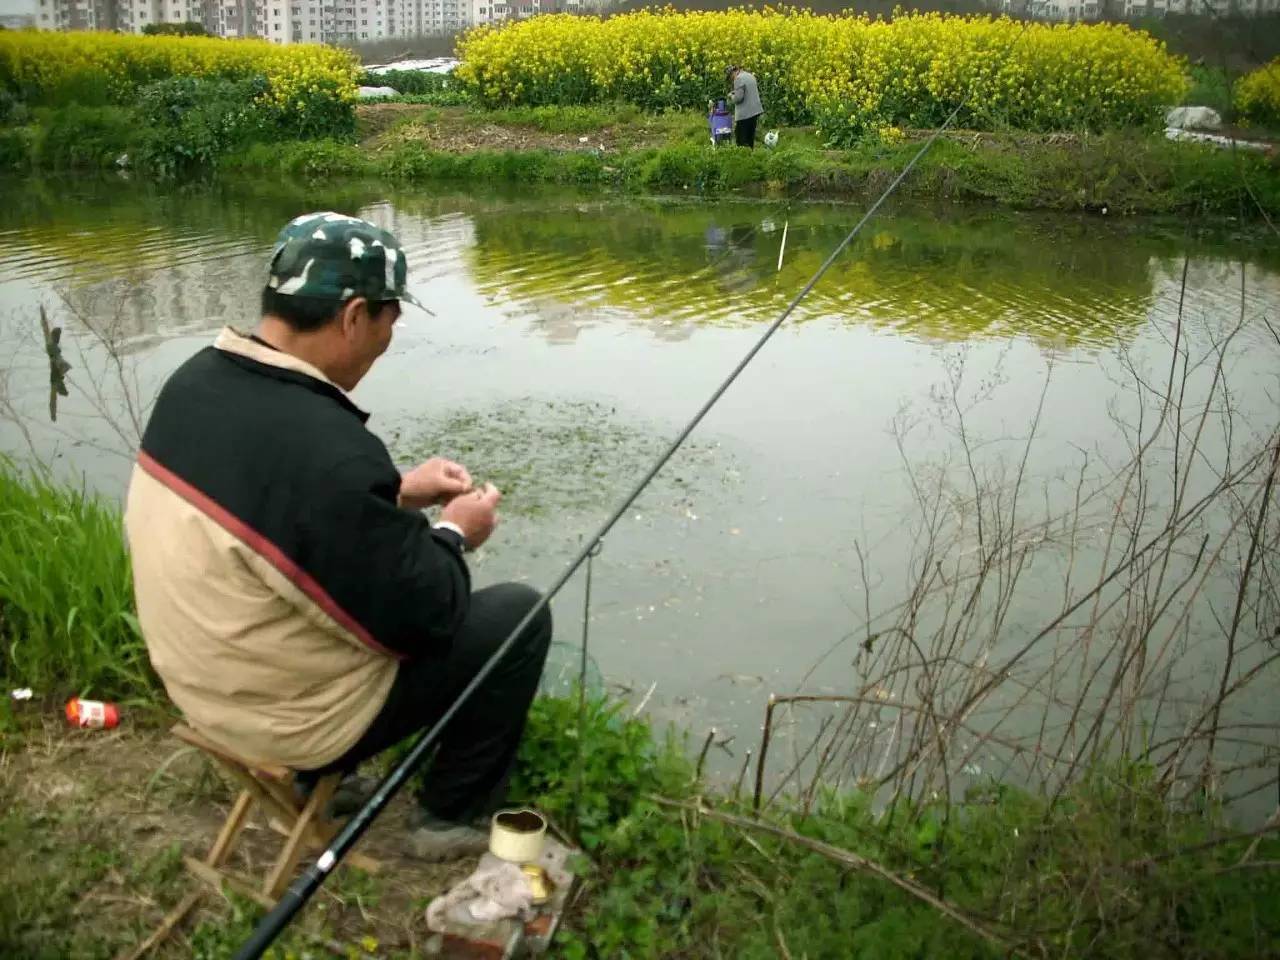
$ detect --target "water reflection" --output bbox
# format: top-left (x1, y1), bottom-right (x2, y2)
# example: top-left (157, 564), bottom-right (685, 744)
top-left (0, 177), bottom-right (1274, 354)
top-left (463, 201), bottom-right (1190, 346)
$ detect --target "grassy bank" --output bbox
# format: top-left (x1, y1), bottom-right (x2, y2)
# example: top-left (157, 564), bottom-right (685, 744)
top-left (0, 462), bottom-right (150, 709)
top-left (221, 118), bottom-right (1280, 217)
top-left (6, 691), bottom-right (1279, 960)
top-left (1, 69), bottom-right (1275, 216)
top-left (2, 463), bottom-right (1279, 959)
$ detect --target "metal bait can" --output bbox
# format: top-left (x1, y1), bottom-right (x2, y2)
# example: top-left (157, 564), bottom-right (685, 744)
top-left (65, 697), bottom-right (120, 730)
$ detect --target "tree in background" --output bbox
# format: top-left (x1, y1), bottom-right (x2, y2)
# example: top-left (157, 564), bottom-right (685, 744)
top-left (141, 21), bottom-right (208, 36)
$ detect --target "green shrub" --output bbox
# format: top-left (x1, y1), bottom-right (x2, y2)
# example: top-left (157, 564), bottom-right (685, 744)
top-left (0, 85), bottom-right (17, 123)
top-left (141, 20), bottom-right (207, 36)
top-left (0, 126), bottom-right (30, 171)
top-left (29, 105), bottom-right (135, 170)
top-left (357, 70), bottom-right (472, 106)
top-left (359, 69), bottom-right (454, 96)
top-left (633, 141), bottom-right (769, 192)
top-left (511, 692), bottom-right (683, 849)
top-left (134, 72), bottom-right (354, 176)
top-left (135, 74), bottom-right (276, 177)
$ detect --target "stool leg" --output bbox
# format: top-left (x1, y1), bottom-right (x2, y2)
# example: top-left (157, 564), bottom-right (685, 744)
top-left (263, 774), bottom-right (338, 900)
top-left (118, 789), bottom-right (256, 960)
top-left (207, 789), bottom-right (254, 867)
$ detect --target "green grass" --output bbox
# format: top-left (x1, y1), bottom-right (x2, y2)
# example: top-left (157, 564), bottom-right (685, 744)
top-left (0, 461), bottom-right (153, 704)
top-left (0, 802), bottom-right (186, 960)
top-left (482, 102), bottom-right (645, 134)
top-left (222, 131), bottom-right (1280, 219)
top-left (508, 698), bottom-right (1280, 960)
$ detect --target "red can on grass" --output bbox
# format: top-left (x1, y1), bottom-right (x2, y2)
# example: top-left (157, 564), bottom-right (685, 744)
top-left (65, 697), bottom-right (120, 729)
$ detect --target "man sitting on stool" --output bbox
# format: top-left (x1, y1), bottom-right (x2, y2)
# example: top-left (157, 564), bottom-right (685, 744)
top-left (125, 212), bottom-right (553, 862)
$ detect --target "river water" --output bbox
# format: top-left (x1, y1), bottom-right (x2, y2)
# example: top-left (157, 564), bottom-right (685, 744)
top-left (1, 176), bottom-right (1276, 817)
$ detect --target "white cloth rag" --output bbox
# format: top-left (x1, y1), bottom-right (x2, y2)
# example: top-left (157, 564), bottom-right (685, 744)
top-left (426, 853), bottom-right (535, 930)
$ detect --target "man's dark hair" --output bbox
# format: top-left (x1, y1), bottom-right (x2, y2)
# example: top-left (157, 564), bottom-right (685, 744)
top-left (260, 286), bottom-right (346, 332)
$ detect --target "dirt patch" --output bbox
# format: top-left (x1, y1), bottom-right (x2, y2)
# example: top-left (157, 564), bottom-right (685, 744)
top-left (356, 102), bottom-right (431, 143)
top-left (361, 105), bottom-right (622, 154)
top-left (1, 715), bottom-right (474, 957)
top-left (357, 104), bottom-right (698, 155)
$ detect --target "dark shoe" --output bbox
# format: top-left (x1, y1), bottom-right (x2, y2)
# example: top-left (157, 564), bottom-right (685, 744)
top-left (406, 809), bottom-right (490, 862)
top-left (329, 773), bottom-right (379, 817)
top-left (294, 772), bottom-right (378, 818)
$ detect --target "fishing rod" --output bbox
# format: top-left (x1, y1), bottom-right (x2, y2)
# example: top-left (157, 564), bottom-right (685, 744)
top-left (232, 38), bottom-right (1025, 954)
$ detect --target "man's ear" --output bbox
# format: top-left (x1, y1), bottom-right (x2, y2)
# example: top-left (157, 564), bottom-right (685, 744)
top-left (338, 297), bottom-right (370, 339)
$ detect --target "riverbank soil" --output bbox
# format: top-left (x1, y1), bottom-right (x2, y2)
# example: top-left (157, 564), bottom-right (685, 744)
top-left (0, 714), bottom-right (468, 958)
top-left (356, 103), bottom-right (1280, 158)
top-left (358, 104), bottom-right (705, 154)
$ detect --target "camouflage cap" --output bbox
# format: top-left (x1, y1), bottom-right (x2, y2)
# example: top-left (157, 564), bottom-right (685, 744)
top-left (267, 212), bottom-right (432, 315)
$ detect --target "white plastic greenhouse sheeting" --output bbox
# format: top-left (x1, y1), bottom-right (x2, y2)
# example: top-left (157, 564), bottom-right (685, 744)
top-left (365, 58), bottom-right (459, 75)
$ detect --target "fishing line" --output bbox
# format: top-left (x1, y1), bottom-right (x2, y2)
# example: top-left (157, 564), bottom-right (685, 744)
top-left (233, 23), bottom-right (1032, 958)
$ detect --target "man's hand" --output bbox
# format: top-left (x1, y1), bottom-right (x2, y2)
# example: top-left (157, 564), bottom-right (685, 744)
top-left (440, 483), bottom-right (501, 551)
top-left (399, 457), bottom-right (473, 510)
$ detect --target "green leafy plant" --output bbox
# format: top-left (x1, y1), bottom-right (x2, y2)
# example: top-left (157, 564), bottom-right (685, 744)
top-left (141, 20), bottom-right (207, 36)
top-left (0, 460), bottom-right (153, 701)
top-left (135, 74), bottom-right (276, 177)
top-left (510, 692), bottom-right (680, 849)
top-left (358, 69), bottom-right (472, 106)
top-left (28, 104), bottom-right (134, 169)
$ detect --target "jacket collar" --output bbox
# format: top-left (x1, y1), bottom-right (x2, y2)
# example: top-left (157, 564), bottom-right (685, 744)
top-left (213, 326), bottom-right (370, 423)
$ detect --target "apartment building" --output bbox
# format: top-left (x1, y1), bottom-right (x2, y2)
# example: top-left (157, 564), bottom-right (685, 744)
top-left (33, 0), bottom-right (116, 31)
top-left (26, 0), bottom-right (601, 39)
top-left (1002, 0), bottom-right (1275, 17)
top-left (112, 0), bottom-right (217, 34)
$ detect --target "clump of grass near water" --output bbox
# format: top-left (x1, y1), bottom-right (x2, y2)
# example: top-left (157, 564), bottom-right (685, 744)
top-left (0, 460), bottom-right (151, 706)
top-left (505, 695), bottom-right (1280, 960)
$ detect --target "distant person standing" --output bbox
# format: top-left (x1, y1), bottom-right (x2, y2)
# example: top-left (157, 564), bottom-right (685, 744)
top-left (726, 65), bottom-right (764, 149)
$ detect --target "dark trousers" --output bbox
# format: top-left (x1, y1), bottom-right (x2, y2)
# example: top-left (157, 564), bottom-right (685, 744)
top-left (303, 582), bottom-right (553, 822)
top-left (735, 114), bottom-right (759, 148)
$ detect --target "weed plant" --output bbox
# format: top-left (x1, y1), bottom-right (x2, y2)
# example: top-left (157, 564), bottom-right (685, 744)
top-left (503, 696), bottom-right (1280, 960)
top-left (0, 460), bottom-right (152, 703)
top-left (359, 69), bottom-right (472, 106)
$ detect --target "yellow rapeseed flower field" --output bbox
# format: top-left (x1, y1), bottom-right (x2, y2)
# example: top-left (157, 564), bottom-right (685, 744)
top-left (456, 9), bottom-right (1187, 143)
top-left (0, 30), bottom-right (359, 115)
top-left (1237, 58), bottom-right (1280, 129)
